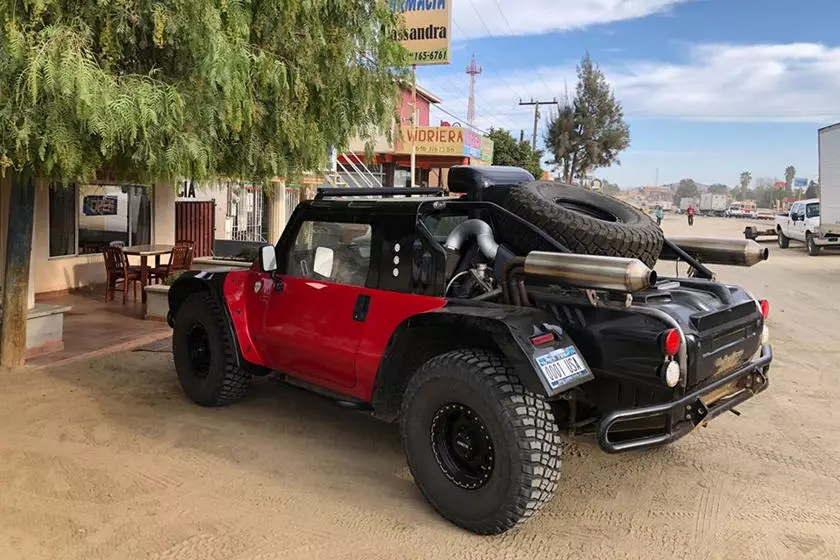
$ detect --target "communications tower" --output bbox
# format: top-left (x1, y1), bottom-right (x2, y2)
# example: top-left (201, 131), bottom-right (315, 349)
top-left (466, 54), bottom-right (482, 127)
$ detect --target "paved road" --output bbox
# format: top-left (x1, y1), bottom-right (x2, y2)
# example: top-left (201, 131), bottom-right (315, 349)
top-left (1, 215), bottom-right (839, 559)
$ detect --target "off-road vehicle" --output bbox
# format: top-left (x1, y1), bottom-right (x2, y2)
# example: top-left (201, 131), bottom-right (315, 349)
top-left (167, 166), bottom-right (773, 535)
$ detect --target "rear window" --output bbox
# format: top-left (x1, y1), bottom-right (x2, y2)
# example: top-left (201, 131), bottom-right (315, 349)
top-left (806, 203), bottom-right (820, 218)
top-left (422, 215), bottom-right (467, 237)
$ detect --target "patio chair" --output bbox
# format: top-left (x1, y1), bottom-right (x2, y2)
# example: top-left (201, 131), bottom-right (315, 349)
top-left (103, 246), bottom-right (145, 303)
top-left (150, 244), bottom-right (194, 284)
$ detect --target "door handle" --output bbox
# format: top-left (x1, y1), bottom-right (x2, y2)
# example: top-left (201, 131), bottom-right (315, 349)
top-left (353, 295), bottom-right (371, 322)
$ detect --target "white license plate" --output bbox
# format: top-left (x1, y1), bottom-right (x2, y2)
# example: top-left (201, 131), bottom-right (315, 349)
top-left (536, 346), bottom-right (588, 390)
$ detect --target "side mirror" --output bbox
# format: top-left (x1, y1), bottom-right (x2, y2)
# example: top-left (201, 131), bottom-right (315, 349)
top-left (260, 245), bottom-right (278, 273)
top-left (313, 246), bottom-right (334, 278)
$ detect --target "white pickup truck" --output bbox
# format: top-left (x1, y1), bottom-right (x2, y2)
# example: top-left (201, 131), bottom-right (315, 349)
top-left (775, 199), bottom-right (840, 255)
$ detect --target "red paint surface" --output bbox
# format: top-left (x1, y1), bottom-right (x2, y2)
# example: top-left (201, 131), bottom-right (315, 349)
top-left (226, 271), bottom-right (445, 402)
top-left (399, 87), bottom-right (431, 127)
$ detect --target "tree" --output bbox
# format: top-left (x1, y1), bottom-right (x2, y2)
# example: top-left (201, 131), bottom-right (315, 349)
top-left (709, 183), bottom-right (729, 194)
top-left (673, 178), bottom-right (699, 205)
top-left (545, 53), bottom-right (630, 184)
top-left (785, 166), bottom-right (796, 189)
top-left (738, 172), bottom-right (753, 201)
top-left (0, 1), bottom-right (408, 366)
top-left (486, 128), bottom-right (544, 178)
top-left (806, 180), bottom-right (820, 198)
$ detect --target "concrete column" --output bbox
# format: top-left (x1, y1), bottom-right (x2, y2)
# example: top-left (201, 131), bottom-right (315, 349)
top-left (153, 184), bottom-right (176, 245)
top-left (267, 181), bottom-right (287, 244)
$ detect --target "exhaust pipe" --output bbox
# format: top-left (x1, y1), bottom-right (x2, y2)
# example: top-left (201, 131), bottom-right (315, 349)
top-left (660, 237), bottom-right (769, 267)
top-left (524, 252), bottom-right (657, 292)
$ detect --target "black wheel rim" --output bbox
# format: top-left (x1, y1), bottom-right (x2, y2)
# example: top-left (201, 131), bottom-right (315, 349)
top-left (430, 403), bottom-right (494, 490)
top-left (554, 197), bottom-right (620, 222)
top-left (187, 323), bottom-right (212, 378)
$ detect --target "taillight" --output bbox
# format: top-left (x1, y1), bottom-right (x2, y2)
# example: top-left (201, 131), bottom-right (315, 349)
top-left (530, 332), bottom-right (556, 347)
top-left (759, 299), bottom-right (769, 320)
top-left (662, 329), bottom-right (681, 356)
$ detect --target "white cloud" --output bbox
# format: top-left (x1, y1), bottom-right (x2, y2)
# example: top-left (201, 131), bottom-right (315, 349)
top-left (452, 0), bottom-right (690, 39)
top-left (425, 42), bottom-right (840, 137)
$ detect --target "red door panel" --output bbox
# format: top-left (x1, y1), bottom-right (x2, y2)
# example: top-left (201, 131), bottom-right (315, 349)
top-left (354, 291), bottom-right (447, 401)
top-left (259, 276), bottom-right (366, 388)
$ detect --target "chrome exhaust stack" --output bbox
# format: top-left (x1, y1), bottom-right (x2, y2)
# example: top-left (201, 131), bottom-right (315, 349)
top-left (524, 252), bottom-right (657, 292)
top-left (660, 237), bottom-right (769, 267)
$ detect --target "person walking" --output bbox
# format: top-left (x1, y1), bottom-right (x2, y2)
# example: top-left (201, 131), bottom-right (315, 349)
top-left (655, 206), bottom-right (664, 226)
top-left (687, 204), bottom-right (696, 226)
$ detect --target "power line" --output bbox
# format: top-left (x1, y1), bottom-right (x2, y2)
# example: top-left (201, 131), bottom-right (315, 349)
top-left (519, 98), bottom-right (558, 149)
top-left (452, 18), bottom-right (528, 102)
top-left (489, 0), bottom-right (555, 95)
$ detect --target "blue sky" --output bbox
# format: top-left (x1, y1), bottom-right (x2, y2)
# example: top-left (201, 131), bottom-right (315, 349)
top-left (417, 0), bottom-right (840, 187)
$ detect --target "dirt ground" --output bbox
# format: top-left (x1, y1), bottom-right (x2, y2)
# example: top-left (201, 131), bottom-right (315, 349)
top-left (2, 215), bottom-right (840, 560)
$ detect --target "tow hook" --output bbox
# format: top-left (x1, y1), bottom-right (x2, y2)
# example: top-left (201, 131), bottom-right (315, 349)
top-left (729, 408), bottom-right (742, 417)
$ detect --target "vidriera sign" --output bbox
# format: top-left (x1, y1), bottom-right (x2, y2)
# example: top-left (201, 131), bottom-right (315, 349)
top-left (391, 0), bottom-right (452, 66)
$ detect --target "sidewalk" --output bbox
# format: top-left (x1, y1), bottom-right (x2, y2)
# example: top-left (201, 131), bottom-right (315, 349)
top-left (27, 286), bottom-right (171, 369)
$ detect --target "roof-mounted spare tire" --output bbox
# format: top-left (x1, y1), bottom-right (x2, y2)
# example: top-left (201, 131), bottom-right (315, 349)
top-left (499, 181), bottom-right (664, 268)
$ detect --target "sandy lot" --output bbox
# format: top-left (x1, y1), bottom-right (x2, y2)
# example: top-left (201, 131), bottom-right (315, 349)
top-left (2, 215), bottom-right (840, 560)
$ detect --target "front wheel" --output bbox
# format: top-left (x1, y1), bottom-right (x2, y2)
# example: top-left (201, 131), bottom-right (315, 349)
top-left (807, 233), bottom-right (821, 256)
top-left (400, 349), bottom-right (562, 535)
top-left (777, 230), bottom-right (789, 249)
top-left (172, 292), bottom-right (251, 406)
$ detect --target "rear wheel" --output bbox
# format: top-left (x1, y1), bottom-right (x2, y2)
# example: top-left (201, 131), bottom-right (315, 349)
top-left (777, 229), bottom-right (789, 248)
top-left (400, 349), bottom-right (562, 535)
top-left (172, 292), bottom-right (251, 406)
top-left (807, 232), bottom-right (821, 256)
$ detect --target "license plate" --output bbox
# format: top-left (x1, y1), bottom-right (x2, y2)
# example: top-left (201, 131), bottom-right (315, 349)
top-left (536, 346), bottom-right (588, 390)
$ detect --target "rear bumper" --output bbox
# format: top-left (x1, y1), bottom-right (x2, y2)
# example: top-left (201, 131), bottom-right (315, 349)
top-left (596, 344), bottom-right (772, 454)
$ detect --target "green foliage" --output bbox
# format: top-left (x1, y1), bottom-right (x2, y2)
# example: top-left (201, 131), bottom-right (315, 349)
top-left (672, 178), bottom-right (699, 205)
top-left (708, 183), bottom-right (729, 194)
top-left (737, 171), bottom-right (752, 201)
top-left (806, 180), bottom-right (820, 199)
top-left (163, 270), bottom-right (186, 286)
top-left (0, 0), bottom-right (409, 183)
top-left (784, 165), bottom-right (796, 188)
top-left (545, 53), bottom-right (630, 184)
top-left (486, 128), bottom-right (543, 178)
top-left (234, 246), bottom-right (259, 262)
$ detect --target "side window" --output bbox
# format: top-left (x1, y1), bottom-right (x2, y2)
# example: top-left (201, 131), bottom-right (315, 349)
top-left (287, 221), bottom-right (372, 287)
top-left (806, 204), bottom-right (820, 219)
top-left (790, 203), bottom-right (802, 216)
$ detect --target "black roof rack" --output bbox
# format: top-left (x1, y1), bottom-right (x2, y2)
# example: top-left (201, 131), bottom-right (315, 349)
top-left (314, 187), bottom-right (444, 200)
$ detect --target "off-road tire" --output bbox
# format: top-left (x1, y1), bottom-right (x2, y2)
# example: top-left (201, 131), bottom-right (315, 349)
top-left (172, 292), bottom-right (251, 406)
top-left (807, 232), bottom-right (821, 256)
top-left (777, 229), bottom-right (790, 248)
top-left (400, 349), bottom-right (562, 535)
top-left (500, 181), bottom-right (664, 267)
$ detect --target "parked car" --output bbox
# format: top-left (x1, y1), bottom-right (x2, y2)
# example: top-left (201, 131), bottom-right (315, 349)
top-left (166, 166), bottom-right (773, 535)
top-left (775, 198), bottom-right (840, 255)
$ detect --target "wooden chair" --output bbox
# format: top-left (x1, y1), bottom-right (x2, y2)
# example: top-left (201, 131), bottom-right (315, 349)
top-left (103, 247), bottom-right (144, 303)
top-left (151, 244), bottom-right (194, 284)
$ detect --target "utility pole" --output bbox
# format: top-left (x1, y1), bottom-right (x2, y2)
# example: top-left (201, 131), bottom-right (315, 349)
top-left (519, 98), bottom-right (558, 150)
top-left (465, 54), bottom-right (482, 127)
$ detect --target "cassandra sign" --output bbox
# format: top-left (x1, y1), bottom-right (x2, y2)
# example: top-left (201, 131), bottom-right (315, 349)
top-left (391, 0), bottom-right (452, 66)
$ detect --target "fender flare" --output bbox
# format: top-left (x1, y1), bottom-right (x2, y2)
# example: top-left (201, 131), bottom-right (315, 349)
top-left (372, 304), bottom-right (594, 419)
top-left (168, 271), bottom-right (265, 374)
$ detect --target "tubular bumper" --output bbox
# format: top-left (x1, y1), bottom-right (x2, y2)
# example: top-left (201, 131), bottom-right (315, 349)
top-left (597, 344), bottom-right (773, 454)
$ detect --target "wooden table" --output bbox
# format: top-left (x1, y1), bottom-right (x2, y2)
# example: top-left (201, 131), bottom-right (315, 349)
top-left (122, 244), bottom-right (174, 303)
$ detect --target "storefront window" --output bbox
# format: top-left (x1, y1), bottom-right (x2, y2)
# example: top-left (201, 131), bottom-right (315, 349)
top-left (48, 184), bottom-right (77, 257)
top-left (48, 184), bottom-right (153, 257)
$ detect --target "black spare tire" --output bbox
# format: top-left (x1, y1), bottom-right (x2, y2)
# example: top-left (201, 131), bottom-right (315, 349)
top-left (500, 181), bottom-right (664, 267)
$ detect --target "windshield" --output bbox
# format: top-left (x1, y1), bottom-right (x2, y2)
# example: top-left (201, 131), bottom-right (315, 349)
top-left (806, 203), bottom-right (820, 219)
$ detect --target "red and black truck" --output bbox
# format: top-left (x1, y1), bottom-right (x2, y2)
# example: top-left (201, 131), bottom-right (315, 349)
top-left (166, 166), bottom-right (773, 534)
